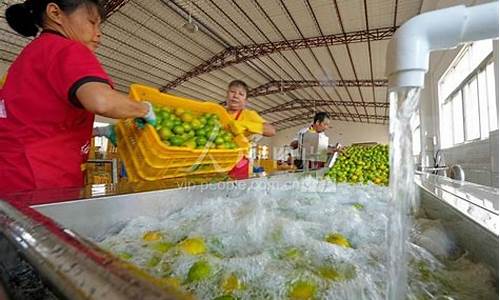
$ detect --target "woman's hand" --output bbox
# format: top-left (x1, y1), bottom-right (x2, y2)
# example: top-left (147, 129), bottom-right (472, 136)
top-left (134, 101), bottom-right (157, 128)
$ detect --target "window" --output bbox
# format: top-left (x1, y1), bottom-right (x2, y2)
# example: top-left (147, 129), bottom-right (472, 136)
top-left (486, 63), bottom-right (498, 131)
top-left (478, 69), bottom-right (490, 139)
top-left (441, 100), bottom-right (453, 148)
top-left (464, 78), bottom-right (480, 140)
top-left (438, 40), bottom-right (497, 149)
top-left (452, 91), bottom-right (464, 144)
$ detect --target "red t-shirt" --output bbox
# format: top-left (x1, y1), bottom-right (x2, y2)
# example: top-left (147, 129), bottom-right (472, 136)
top-left (0, 30), bottom-right (112, 195)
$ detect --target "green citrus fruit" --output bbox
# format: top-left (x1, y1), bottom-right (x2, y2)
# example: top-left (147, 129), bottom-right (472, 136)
top-left (196, 137), bottom-right (207, 146)
top-left (195, 128), bottom-right (207, 137)
top-left (173, 126), bottom-right (185, 135)
top-left (187, 260), bottom-right (211, 282)
top-left (181, 112), bottom-right (194, 123)
top-left (212, 295), bottom-right (236, 300)
top-left (174, 107), bottom-right (185, 117)
top-left (146, 256), bottom-right (161, 268)
top-left (143, 231), bottom-right (162, 241)
top-left (150, 241), bottom-right (174, 253)
top-left (184, 140), bottom-right (197, 149)
top-left (158, 128), bottom-right (173, 140)
top-left (288, 280), bottom-right (316, 300)
top-left (191, 119), bottom-right (202, 129)
top-left (170, 136), bottom-right (183, 146)
top-left (214, 137), bottom-right (224, 145)
top-left (117, 252), bottom-right (133, 260)
top-left (163, 120), bottom-right (174, 129)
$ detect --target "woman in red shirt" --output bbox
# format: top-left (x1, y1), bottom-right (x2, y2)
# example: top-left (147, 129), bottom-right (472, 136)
top-left (0, 0), bottom-right (156, 194)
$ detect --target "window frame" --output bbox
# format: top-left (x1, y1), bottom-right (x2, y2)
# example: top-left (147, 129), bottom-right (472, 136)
top-left (439, 52), bottom-right (495, 149)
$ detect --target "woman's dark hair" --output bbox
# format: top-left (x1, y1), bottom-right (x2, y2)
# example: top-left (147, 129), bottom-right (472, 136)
top-left (6, 0), bottom-right (104, 37)
top-left (313, 112), bottom-right (329, 124)
top-left (228, 80), bottom-right (249, 96)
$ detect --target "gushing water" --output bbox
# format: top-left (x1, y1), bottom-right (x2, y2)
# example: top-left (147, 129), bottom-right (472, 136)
top-left (96, 176), bottom-right (496, 299)
top-left (387, 87), bottom-right (421, 299)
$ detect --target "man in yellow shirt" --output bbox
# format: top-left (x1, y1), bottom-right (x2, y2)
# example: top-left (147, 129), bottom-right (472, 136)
top-left (225, 80), bottom-right (275, 179)
top-left (226, 80), bottom-right (276, 138)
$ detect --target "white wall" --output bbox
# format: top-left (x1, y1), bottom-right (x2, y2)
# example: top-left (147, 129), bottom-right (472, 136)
top-left (437, 131), bottom-right (499, 186)
top-left (418, 0), bottom-right (499, 187)
top-left (261, 120), bottom-right (389, 158)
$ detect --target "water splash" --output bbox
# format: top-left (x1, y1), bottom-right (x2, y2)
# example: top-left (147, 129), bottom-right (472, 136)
top-left (387, 87), bottom-right (421, 299)
top-left (97, 176), bottom-right (497, 299)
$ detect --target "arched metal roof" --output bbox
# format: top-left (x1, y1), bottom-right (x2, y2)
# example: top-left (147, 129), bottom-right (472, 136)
top-left (0, 0), bottom-right (424, 130)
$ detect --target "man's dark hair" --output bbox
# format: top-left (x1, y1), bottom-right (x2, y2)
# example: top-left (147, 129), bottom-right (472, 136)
top-left (313, 112), bottom-right (329, 124)
top-left (228, 80), bottom-right (249, 96)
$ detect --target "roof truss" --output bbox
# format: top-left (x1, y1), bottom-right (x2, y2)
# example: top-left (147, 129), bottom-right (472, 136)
top-left (272, 112), bottom-right (388, 127)
top-left (160, 26), bottom-right (396, 91)
top-left (260, 99), bottom-right (389, 115)
top-left (103, 0), bottom-right (131, 19)
top-left (248, 79), bottom-right (388, 97)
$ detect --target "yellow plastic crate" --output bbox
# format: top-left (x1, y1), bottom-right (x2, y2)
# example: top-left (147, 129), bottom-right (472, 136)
top-left (116, 84), bottom-right (249, 182)
top-left (257, 159), bottom-right (278, 173)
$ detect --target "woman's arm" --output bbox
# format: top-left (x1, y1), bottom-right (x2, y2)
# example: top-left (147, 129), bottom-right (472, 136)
top-left (76, 82), bottom-right (149, 119)
top-left (262, 123), bottom-right (276, 137)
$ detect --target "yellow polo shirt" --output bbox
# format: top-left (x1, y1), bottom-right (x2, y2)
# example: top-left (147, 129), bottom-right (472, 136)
top-left (230, 109), bottom-right (265, 137)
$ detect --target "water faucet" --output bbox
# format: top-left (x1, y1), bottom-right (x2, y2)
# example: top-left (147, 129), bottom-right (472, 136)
top-left (386, 2), bottom-right (499, 88)
top-left (434, 149), bottom-right (444, 168)
top-left (384, 4), bottom-right (498, 299)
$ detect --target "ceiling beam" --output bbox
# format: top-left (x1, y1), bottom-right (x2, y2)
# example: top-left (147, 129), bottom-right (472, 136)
top-left (332, 0), bottom-right (369, 121)
top-left (160, 26), bottom-right (397, 91)
top-left (272, 114), bottom-right (315, 126)
top-left (260, 99), bottom-right (389, 115)
top-left (102, 0), bottom-right (131, 19)
top-left (248, 79), bottom-right (387, 97)
top-left (272, 112), bottom-right (388, 126)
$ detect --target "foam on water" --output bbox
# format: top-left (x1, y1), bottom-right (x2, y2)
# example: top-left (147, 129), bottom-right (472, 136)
top-left (98, 177), bottom-right (496, 300)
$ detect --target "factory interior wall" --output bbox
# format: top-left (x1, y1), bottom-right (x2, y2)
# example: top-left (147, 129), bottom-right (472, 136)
top-left (421, 40), bottom-right (499, 188)
top-left (440, 131), bottom-right (499, 187)
top-left (262, 120), bottom-right (389, 158)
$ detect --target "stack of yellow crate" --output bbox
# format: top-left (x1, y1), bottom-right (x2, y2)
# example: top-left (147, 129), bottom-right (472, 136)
top-left (84, 138), bottom-right (120, 185)
top-left (256, 159), bottom-right (278, 173)
top-left (116, 85), bottom-right (249, 182)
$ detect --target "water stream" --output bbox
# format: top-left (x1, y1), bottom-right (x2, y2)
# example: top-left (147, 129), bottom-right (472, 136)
top-left (387, 87), bottom-right (422, 299)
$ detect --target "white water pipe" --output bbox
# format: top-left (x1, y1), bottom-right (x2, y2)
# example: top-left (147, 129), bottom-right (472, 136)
top-left (386, 1), bottom-right (499, 88)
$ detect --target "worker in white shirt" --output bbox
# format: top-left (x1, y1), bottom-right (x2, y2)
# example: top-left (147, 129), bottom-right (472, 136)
top-left (290, 112), bottom-right (333, 169)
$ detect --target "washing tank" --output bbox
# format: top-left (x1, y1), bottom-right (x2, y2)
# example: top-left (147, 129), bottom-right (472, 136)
top-left (29, 172), bottom-right (498, 299)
